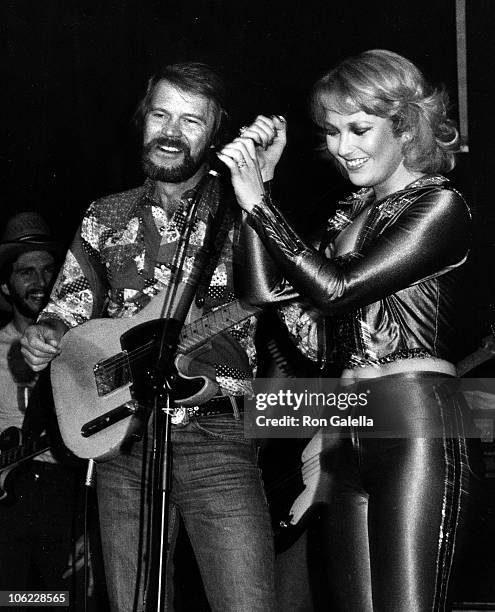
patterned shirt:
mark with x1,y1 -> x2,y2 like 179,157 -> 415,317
40,179 -> 257,396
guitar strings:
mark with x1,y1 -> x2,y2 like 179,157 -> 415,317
0,441 -> 49,467
97,311 -> 249,378
93,299 -> 251,378
265,453 -> 322,496
99,308 -> 240,372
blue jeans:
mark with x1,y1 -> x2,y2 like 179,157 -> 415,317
96,414 -> 275,612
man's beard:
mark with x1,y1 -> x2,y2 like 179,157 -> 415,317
142,137 -> 209,183
9,287 -> 49,320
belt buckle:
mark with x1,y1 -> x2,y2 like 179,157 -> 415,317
171,405 -> 199,426
171,406 -> 189,426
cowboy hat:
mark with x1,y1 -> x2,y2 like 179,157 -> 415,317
0,211 -> 64,311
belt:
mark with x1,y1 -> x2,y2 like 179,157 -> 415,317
171,395 -> 244,426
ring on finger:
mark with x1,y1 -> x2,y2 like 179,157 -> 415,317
239,126 -> 249,136
236,158 -> 247,169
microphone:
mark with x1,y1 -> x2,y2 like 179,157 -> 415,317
208,150 -> 226,178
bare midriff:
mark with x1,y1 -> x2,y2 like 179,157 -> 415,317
340,357 -> 457,385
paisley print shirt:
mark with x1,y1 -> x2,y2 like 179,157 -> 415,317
40,179 -> 257,395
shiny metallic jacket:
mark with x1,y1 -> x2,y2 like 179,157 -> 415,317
238,175 -> 471,370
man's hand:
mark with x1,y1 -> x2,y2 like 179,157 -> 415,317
238,115 -> 287,181
20,320 -> 67,371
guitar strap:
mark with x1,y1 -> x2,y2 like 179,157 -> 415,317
168,171 -> 231,324
21,370 -> 62,450
21,382 -> 42,442
194,186 -> 233,309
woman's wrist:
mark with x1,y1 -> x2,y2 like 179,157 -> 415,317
247,193 -> 307,256
240,181 -> 272,214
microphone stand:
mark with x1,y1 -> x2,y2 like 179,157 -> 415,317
142,167 -> 223,611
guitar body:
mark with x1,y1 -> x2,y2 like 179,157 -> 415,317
457,334 -> 495,377
260,438 -> 332,553
52,316 -> 149,461
0,427 -> 51,502
120,318 -> 218,408
261,439 -> 309,553
51,299 -> 257,461
0,463 -> 22,503
0,427 -> 21,501
0,461 -> 32,504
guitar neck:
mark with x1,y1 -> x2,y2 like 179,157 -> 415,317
0,434 -> 50,470
457,342 -> 494,377
178,300 -> 259,353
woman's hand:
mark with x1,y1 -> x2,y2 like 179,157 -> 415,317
239,115 -> 287,181
217,115 -> 286,213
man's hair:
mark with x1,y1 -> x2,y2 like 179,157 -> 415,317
0,264 -> 12,306
1,255 -> 21,306
134,61 -> 230,147
0,258 -> 15,285
310,49 -> 459,174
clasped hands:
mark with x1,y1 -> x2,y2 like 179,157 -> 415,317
216,114 -> 286,213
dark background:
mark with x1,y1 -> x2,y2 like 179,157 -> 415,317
2,1 -> 495,607
3,0 -> 495,336
2,1 -> 494,231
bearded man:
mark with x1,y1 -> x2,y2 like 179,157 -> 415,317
21,63 -> 276,612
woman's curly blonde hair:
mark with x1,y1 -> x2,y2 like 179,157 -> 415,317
310,49 -> 459,173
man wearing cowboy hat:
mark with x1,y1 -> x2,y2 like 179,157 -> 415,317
0,211 -> 85,601
0,211 -> 62,320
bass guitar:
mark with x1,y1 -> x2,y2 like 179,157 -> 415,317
0,427 -> 50,501
257,316 -> 332,552
51,298 -> 258,461
457,334 -> 495,376
261,432 -> 335,553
